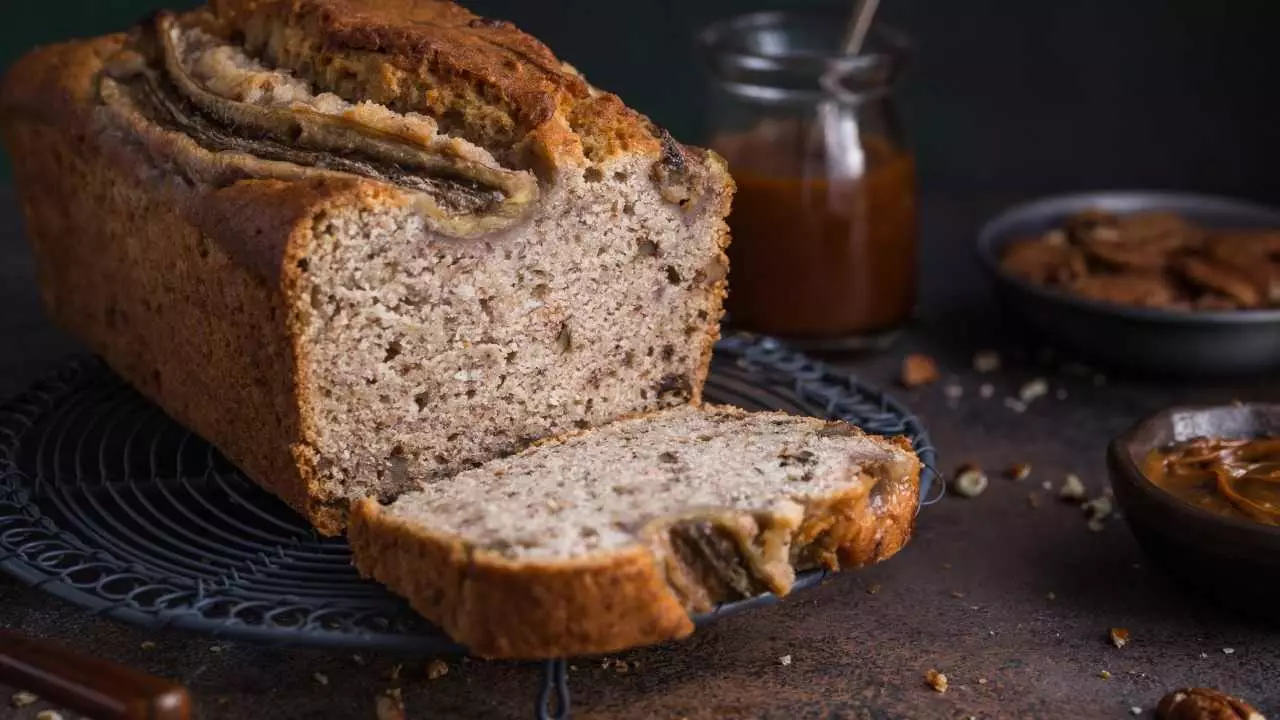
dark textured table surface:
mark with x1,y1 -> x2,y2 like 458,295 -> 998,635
1,185 -> 1278,720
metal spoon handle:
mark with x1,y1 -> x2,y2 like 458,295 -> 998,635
841,0 -> 882,55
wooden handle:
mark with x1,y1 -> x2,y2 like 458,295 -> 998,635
0,630 -> 190,720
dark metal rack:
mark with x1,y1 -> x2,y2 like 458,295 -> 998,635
0,333 -> 937,719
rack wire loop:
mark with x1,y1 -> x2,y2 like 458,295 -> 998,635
537,659 -> 570,720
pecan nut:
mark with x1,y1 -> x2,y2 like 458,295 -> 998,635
1156,688 -> 1265,720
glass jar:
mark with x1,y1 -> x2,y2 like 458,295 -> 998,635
698,11 -> 917,351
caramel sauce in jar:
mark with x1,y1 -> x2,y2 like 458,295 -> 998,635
698,10 -> 917,347
715,123 -> 917,340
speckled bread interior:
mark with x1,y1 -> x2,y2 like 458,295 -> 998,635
0,0 -> 734,534
349,406 -> 922,659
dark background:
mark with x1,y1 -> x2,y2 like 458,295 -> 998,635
2,5 -> 1280,718
2,0 -> 1279,201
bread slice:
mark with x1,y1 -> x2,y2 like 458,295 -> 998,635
349,405 -> 922,659
0,1 -> 733,534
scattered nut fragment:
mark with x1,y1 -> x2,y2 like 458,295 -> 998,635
35,712 -> 64,720
1156,687 -> 1265,720
209,645 -> 224,654
1131,708 -> 1143,716
1110,627 -> 1131,649
1060,474 -> 1088,501
1084,495 -> 1115,531
778,655 -> 792,667
314,672 -> 330,686
1085,495 -> 1115,518
1223,648 -> 1236,655
1019,378 -> 1049,403
1003,397 -> 1028,413
1100,670 -> 1113,680
978,678 -> 988,685
973,350 -> 1002,373
1006,463 -> 1032,481
901,353 -> 941,388
11,691 -> 38,708
140,640 -> 157,651
951,464 -> 990,498
376,688 -> 406,720
951,591 -> 967,599
925,669 -> 949,693
426,659 -> 449,680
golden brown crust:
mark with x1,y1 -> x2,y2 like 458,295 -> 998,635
349,497 -> 695,659
688,152 -> 735,406
0,38 -> 394,535
347,420 -> 921,659
209,0 -> 664,166
194,176 -> 372,280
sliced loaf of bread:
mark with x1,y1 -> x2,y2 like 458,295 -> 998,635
1,2 -> 732,535
349,405 -> 922,659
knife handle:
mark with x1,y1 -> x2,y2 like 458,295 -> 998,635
0,630 -> 189,720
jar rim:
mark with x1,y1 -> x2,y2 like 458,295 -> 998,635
697,9 -> 914,81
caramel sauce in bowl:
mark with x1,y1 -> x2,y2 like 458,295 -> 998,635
1108,403 -> 1280,620
1143,437 -> 1280,526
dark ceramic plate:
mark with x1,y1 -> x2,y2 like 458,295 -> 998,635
977,191 -> 1280,377
1108,403 -> 1280,618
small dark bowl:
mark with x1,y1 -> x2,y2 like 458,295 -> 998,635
977,191 -> 1280,377
1108,403 -> 1280,619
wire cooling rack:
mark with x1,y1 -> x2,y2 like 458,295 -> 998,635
0,332 -> 937,719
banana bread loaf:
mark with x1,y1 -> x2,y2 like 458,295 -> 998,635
0,1 -> 733,534
349,405 -> 922,659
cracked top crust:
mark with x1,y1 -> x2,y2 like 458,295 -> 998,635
208,0 -> 668,167
2,0 -> 731,273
